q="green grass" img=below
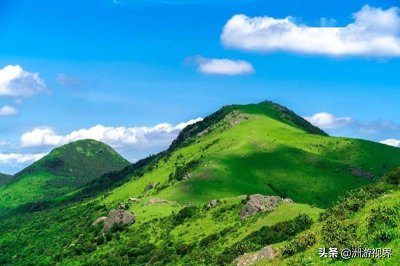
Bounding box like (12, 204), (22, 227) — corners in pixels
(261, 187), (400, 265)
(1, 101), (400, 265)
(104, 102), (400, 208)
(0, 139), (130, 210)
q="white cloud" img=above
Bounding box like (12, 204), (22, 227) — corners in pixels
(57, 73), (81, 86)
(20, 118), (203, 150)
(193, 56), (254, 75)
(221, 5), (400, 56)
(380, 139), (400, 147)
(0, 65), (48, 97)
(304, 112), (353, 129)
(0, 105), (18, 116)
(0, 153), (46, 165)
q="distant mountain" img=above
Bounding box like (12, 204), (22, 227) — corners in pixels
(0, 139), (130, 209)
(0, 173), (13, 185)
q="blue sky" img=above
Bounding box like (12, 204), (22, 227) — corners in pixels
(1, 0), (400, 174)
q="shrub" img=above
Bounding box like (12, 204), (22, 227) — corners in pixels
(173, 206), (199, 225)
(283, 231), (316, 256)
(382, 168), (400, 185)
(367, 206), (399, 244)
(322, 218), (357, 248)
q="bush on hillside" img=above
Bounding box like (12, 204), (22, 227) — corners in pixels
(173, 206), (200, 225)
(367, 206), (399, 244)
(322, 218), (358, 249)
(383, 168), (400, 185)
(282, 231), (316, 256)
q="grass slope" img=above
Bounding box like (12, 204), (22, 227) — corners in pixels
(0, 101), (399, 265)
(259, 168), (400, 265)
(104, 102), (400, 209)
(0, 139), (130, 210)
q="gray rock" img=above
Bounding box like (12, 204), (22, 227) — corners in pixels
(240, 194), (282, 218)
(349, 167), (374, 180)
(206, 199), (218, 209)
(283, 198), (294, 204)
(235, 245), (277, 266)
(128, 197), (141, 204)
(147, 198), (169, 205)
(119, 203), (127, 210)
(92, 216), (106, 226)
(103, 210), (135, 230)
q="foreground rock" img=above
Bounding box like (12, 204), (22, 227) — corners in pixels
(206, 199), (218, 209)
(93, 210), (135, 230)
(92, 216), (106, 226)
(240, 194), (293, 218)
(235, 245), (277, 266)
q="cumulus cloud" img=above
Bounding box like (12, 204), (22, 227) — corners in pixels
(0, 153), (46, 165)
(304, 112), (353, 129)
(20, 118), (203, 150)
(191, 56), (254, 75)
(221, 5), (400, 56)
(379, 139), (400, 147)
(0, 105), (18, 116)
(0, 65), (48, 97)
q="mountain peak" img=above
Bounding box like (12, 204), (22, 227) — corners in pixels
(169, 100), (327, 151)
(16, 139), (130, 183)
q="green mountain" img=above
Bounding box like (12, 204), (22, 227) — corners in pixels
(104, 101), (400, 208)
(0, 173), (13, 185)
(0, 139), (130, 210)
(0, 101), (399, 266)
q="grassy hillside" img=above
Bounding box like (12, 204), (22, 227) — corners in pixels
(104, 102), (400, 208)
(0, 139), (130, 210)
(257, 168), (400, 265)
(0, 101), (399, 265)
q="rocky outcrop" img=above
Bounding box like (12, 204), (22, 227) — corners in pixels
(349, 167), (374, 180)
(92, 209), (135, 230)
(92, 216), (106, 226)
(235, 246), (277, 266)
(240, 194), (293, 218)
(206, 199), (218, 209)
(128, 197), (141, 204)
(282, 198), (294, 204)
(226, 110), (250, 127)
(147, 198), (170, 205)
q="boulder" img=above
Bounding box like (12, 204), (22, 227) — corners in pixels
(240, 194), (282, 218)
(119, 203), (127, 210)
(283, 198), (294, 204)
(103, 210), (135, 230)
(206, 199), (218, 209)
(235, 245), (277, 266)
(128, 197), (141, 204)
